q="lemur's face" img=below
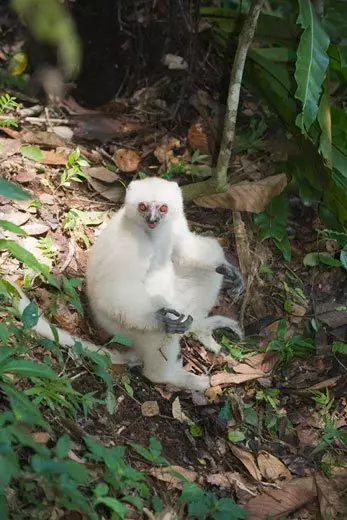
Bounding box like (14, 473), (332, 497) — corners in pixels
(125, 177), (184, 231)
(137, 201), (168, 229)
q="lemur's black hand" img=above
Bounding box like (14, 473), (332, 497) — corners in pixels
(156, 308), (193, 334)
(216, 262), (245, 296)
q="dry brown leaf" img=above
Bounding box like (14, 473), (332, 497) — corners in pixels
(244, 477), (317, 520)
(21, 130), (67, 147)
(0, 211), (30, 227)
(114, 148), (140, 172)
(85, 166), (120, 183)
(232, 363), (265, 376)
(22, 223), (50, 236)
(16, 169), (37, 183)
(154, 137), (181, 164)
(211, 371), (263, 386)
(206, 472), (256, 496)
(187, 121), (210, 154)
(194, 173), (287, 212)
(316, 472), (344, 520)
(88, 177), (125, 202)
(155, 386), (173, 400)
(229, 444), (262, 481)
(205, 385), (223, 402)
(149, 465), (198, 490)
(31, 431), (51, 445)
(257, 451), (291, 482)
(171, 396), (193, 425)
(0, 137), (21, 157)
(37, 150), (67, 165)
(39, 193), (55, 205)
(141, 401), (160, 417)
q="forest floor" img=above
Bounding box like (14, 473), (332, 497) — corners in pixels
(1, 12), (347, 519)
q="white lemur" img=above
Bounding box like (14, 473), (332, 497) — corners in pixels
(10, 177), (244, 391)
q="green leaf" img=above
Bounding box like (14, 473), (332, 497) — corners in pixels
(94, 483), (109, 497)
(318, 253), (341, 267)
(0, 220), (27, 236)
(227, 430), (245, 443)
(21, 302), (38, 329)
(294, 0), (330, 132)
(0, 178), (31, 201)
(303, 252), (320, 266)
(214, 498), (247, 520)
(149, 437), (162, 459)
(2, 359), (55, 379)
(108, 334), (133, 348)
(340, 251), (347, 271)
(95, 496), (127, 515)
(127, 441), (153, 462)
(56, 434), (70, 458)
(190, 423), (203, 437)
(332, 341), (347, 355)
(1, 382), (48, 428)
(19, 145), (44, 161)
(181, 482), (206, 503)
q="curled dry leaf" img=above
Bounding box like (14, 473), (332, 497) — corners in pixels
(244, 476), (317, 520)
(257, 451), (291, 482)
(229, 444), (262, 481)
(114, 148), (140, 172)
(0, 137), (21, 157)
(172, 396), (193, 425)
(141, 400), (160, 417)
(37, 150), (67, 165)
(205, 385), (223, 402)
(194, 173), (287, 212)
(149, 465), (198, 490)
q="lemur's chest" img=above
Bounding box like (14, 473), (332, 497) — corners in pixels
(143, 228), (174, 295)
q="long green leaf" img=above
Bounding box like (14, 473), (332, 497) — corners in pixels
(0, 220), (27, 236)
(294, 0), (330, 133)
(1, 359), (55, 379)
(0, 178), (31, 201)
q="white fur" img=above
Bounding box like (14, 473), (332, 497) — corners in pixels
(86, 177), (243, 391)
(9, 177), (242, 392)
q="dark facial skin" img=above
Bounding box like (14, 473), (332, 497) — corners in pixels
(137, 201), (168, 229)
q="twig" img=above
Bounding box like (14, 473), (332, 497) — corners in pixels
(24, 116), (71, 125)
(182, 0), (265, 200)
(58, 241), (75, 274)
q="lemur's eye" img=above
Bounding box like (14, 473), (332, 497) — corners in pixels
(159, 204), (168, 213)
(138, 202), (147, 212)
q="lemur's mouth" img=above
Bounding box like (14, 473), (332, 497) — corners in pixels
(147, 221), (158, 229)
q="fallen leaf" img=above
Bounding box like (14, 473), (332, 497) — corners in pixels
(162, 54), (188, 70)
(257, 451), (291, 482)
(141, 401), (160, 417)
(155, 386), (173, 400)
(88, 177), (125, 202)
(316, 302), (347, 328)
(0, 137), (21, 157)
(31, 431), (51, 444)
(154, 136), (181, 164)
(85, 166), (120, 183)
(206, 472), (256, 496)
(149, 465), (198, 489)
(211, 371), (263, 386)
(187, 121), (210, 154)
(21, 129), (67, 147)
(244, 477), (316, 520)
(205, 385), (223, 402)
(229, 444), (262, 481)
(0, 211), (30, 226)
(39, 193), (55, 205)
(15, 169), (37, 183)
(38, 150), (67, 165)
(194, 173), (287, 212)
(73, 114), (143, 143)
(171, 396), (193, 425)
(51, 126), (74, 141)
(316, 472), (344, 520)
(114, 148), (140, 172)
(22, 223), (50, 236)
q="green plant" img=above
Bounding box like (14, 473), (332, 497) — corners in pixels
(59, 148), (89, 188)
(234, 117), (267, 155)
(63, 209), (78, 230)
(0, 93), (18, 127)
(266, 319), (314, 365)
(37, 237), (60, 260)
(163, 160), (186, 180)
(310, 389), (334, 412)
(304, 228), (347, 270)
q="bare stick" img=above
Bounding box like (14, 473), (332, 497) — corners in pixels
(182, 0), (265, 200)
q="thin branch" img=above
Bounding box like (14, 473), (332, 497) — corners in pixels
(182, 0), (265, 200)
